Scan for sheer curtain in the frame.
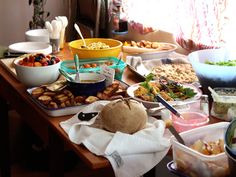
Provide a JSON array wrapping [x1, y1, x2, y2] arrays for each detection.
[[122, 0, 175, 34], [175, 0, 229, 51], [119, 0, 235, 52]]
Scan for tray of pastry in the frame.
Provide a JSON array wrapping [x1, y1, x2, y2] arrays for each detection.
[[26, 80, 128, 117]]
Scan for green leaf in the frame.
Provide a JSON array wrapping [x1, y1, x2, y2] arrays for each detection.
[[168, 92, 178, 99], [139, 73, 155, 92], [140, 81, 152, 92], [205, 60, 236, 66], [183, 88, 197, 98], [145, 73, 155, 82]]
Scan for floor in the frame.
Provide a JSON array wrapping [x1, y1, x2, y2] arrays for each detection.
[[2, 110, 114, 177], [4, 156, 175, 177], [2, 110, 176, 177], [6, 161, 114, 177]]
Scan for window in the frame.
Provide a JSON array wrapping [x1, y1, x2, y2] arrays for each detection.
[[119, 0, 235, 52]]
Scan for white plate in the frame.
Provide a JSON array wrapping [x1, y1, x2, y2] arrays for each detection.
[[126, 82, 202, 109], [9, 42, 52, 55]]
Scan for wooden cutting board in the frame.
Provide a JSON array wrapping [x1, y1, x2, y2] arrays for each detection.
[[0, 58, 17, 78]]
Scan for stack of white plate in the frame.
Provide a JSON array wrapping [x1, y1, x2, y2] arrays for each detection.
[[8, 29, 52, 55], [8, 42, 52, 55]]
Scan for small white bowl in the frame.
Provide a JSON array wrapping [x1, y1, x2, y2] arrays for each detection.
[[25, 29, 49, 43], [14, 55, 61, 87]]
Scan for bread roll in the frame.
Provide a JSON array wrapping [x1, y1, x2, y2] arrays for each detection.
[[101, 99, 148, 134]]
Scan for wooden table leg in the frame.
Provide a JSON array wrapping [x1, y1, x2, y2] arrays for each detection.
[[0, 96, 11, 177], [48, 126, 64, 177]]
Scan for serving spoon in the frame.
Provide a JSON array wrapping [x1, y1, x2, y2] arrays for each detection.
[[74, 54, 80, 82], [56, 16, 68, 48], [208, 86, 220, 102], [59, 68, 74, 82], [74, 23, 87, 48], [155, 94, 185, 145]]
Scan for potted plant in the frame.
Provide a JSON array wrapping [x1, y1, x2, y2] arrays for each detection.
[[28, 0, 50, 29]]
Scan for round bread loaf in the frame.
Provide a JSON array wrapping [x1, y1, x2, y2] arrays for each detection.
[[100, 99, 148, 134]]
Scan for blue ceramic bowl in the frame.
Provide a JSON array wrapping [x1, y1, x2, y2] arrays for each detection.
[[225, 119, 236, 157], [66, 73, 106, 96], [224, 145, 236, 176], [188, 48, 236, 94]]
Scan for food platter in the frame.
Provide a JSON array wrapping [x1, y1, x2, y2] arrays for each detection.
[[123, 42, 178, 60], [126, 82, 202, 108], [123, 42, 177, 54], [27, 87, 87, 117], [26, 80, 129, 117], [125, 55, 200, 88]]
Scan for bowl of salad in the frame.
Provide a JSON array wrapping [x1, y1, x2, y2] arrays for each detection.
[[188, 48, 236, 94], [126, 74, 202, 108]]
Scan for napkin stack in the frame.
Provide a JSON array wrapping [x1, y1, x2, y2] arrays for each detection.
[[60, 101, 171, 177]]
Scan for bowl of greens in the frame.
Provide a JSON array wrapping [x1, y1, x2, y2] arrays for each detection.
[[188, 48, 236, 94]]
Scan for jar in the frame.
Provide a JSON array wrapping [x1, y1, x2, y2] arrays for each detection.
[[200, 95, 209, 116], [112, 5, 128, 32]]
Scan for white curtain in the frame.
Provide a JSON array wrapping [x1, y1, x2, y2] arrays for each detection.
[[119, 0, 235, 52]]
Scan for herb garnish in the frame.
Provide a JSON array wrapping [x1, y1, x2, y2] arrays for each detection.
[[140, 73, 155, 92]]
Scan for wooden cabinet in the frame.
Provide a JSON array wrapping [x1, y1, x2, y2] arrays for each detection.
[[76, 0, 109, 38]]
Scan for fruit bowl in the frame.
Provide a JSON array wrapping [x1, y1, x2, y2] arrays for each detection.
[[14, 53, 61, 87]]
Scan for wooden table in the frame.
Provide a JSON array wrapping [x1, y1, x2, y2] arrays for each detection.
[[0, 45, 222, 177], [0, 45, 144, 177]]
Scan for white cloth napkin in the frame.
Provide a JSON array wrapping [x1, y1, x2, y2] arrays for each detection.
[[60, 101, 171, 177]]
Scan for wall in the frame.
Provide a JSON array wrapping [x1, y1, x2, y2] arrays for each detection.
[[0, 0, 77, 46], [0, 0, 77, 162]]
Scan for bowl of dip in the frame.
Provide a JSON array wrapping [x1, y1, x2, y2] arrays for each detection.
[[171, 111, 209, 132], [66, 73, 106, 96]]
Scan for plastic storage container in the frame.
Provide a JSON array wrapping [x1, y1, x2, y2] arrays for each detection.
[[211, 87, 236, 121], [60, 57, 126, 80], [171, 111, 209, 132], [171, 122, 230, 177]]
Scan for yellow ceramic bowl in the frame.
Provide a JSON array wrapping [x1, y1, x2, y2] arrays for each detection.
[[69, 38, 122, 59]]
